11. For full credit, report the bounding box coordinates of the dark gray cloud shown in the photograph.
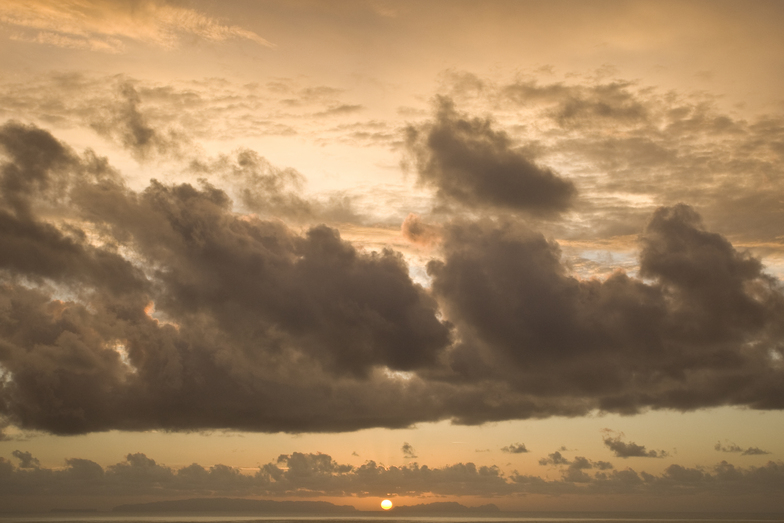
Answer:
[501,443,528,454]
[404,97,576,215]
[602,433,668,459]
[427,205,784,419]
[0,123,453,434]
[0,121,78,217]
[1,122,784,435]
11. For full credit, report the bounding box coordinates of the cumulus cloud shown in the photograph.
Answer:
[0,122,452,434]
[404,97,576,215]
[427,205,784,419]
[1,122,784,435]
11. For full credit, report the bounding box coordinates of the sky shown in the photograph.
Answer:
[1,0,784,514]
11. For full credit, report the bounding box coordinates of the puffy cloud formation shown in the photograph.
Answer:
[428,207,784,419]
[0,121,783,436]
[404,97,576,215]
[1,450,782,505]
[501,443,528,454]
[0,121,451,434]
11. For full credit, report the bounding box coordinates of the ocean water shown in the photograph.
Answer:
[2,515,784,523]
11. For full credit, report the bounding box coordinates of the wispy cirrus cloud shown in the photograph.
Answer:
[0,0,274,52]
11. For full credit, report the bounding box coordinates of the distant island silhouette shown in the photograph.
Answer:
[112,498,500,514]
[113,498,357,513]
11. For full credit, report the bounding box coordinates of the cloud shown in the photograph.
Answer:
[1,123,784,435]
[427,205,784,420]
[0,123,454,434]
[502,79,649,127]
[715,441,771,456]
[404,97,576,215]
[602,433,668,459]
[2,450,781,507]
[90,82,191,161]
[0,0,274,52]
[315,104,364,117]
[435,71,784,245]
[189,148,314,220]
[402,442,418,459]
[538,451,571,466]
[11,450,39,468]
[501,443,529,454]
[401,213,440,245]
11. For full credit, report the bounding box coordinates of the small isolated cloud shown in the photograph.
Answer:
[742,447,773,456]
[402,442,418,459]
[602,432,668,459]
[11,450,39,469]
[501,443,529,454]
[715,441,771,456]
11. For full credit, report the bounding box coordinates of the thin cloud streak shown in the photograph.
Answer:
[0,0,274,51]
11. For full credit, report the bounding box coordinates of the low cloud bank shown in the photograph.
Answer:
[1,451,782,501]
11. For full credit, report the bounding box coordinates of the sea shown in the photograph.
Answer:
[2,514,784,523]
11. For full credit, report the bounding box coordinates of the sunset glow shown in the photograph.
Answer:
[0,0,783,515]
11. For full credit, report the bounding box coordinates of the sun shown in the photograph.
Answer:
[380,499,393,510]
